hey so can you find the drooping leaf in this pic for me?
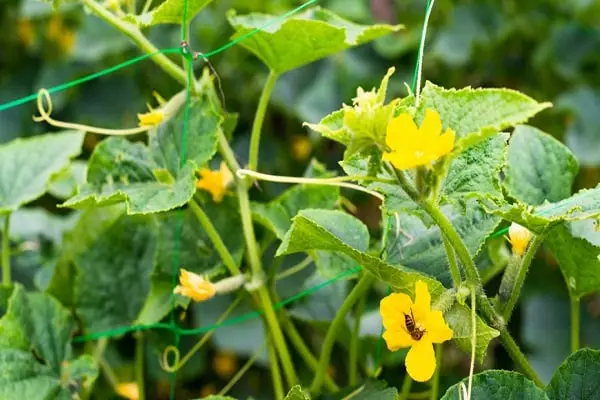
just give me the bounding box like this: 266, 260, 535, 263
416, 82, 551, 152
504, 125, 578, 205
227, 7, 402, 74
276, 209, 498, 361
74, 215, 158, 332
134, 0, 213, 26
546, 349, 600, 400
544, 222, 600, 299
0, 130, 84, 213
384, 199, 501, 286
284, 385, 311, 400
441, 370, 548, 399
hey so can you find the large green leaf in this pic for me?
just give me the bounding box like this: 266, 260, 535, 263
74, 215, 158, 332
137, 200, 244, 324
227, 7, 402, 74
504, 125, 578, 205
546, 349, 600, 400
63, 95, 220, 215
134, 0, 212, 26
544, 222, 600, 299
416, 82, 551, 151
441, 370, 548, 399
384, 200, 500, 286
0, 130, 84, 213
276, 209, 498, 361
0, 286, 97, 399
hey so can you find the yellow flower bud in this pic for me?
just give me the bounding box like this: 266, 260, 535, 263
173, 269, 216, 302
508, 223, 532, 257
116, 382, 139, 400
137, 110, 164, 127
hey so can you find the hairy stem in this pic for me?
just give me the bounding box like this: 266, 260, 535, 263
188, 199, 241, 276
310, 273, 375, 394
135, 333, 145, 400
571, 296, 580, 353
2, 214, 10, 286
349, 295, 366, 386
442, 234, 461, 287
81, 0, 189, 86
248, 71, 278, 171
498, 329, 543, 387
501, 234, 545, 322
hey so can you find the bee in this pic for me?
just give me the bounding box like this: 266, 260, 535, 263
404, 308, 425, 340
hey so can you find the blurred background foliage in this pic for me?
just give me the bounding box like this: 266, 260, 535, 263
1, 0, 600, 398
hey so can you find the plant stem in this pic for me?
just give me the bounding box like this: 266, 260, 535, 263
188, 199, 241, 276
2, 213, 10, 286
442, 234, 461, 287
497, 329, 543, 387
501, 234, 545, 322
267, 339, 285, 400
81, 0, 189, 86
429, 344, 442, 400
141, 0, 153, 13
280, 313, 339, 392
310, 273, 375, 394
349, 295, 366, 386
127, 0, 135, 14
219, 341, 267, 396
399, 374, 413, 400
248, 71, 278, 171
135, 333, 145, 400
571, 296, 580, 353
276, 256, 312, 281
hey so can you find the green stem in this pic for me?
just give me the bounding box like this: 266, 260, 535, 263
276, 256, 312, 281
81, 0, 189, 87
442, 234, 461, 287
248, 71, 278, 171
267, 339, 285, 400
399, 374, 412, 400
429, 344, 442, 400
219, 341, 267, 396
141, 0, 153, 13
310, 273, 375, 394
127, 0, 135, 14
349, 294, 366, 386
571, 296, 580, 353
188, 199, 241, 276
501, 234, 545, 322
135, 333, 145, 400
498, 329, 543, 387
280, 313, 339, 392
2, 213, 10, 286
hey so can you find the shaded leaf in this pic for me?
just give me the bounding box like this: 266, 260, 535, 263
504, 125, 578, 205
441, 370, 548, 399
134, 0, 213, 26
227, 7, 402, 74
546, 349, 600, 400
0, 131, 84, 213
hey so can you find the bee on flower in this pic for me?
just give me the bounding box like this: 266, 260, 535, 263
380, 280, 453, 382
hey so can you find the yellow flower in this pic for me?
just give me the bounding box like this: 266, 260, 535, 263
507, 222, 532, 256
290, 135, 312, 161
380, 280, 453, 382
137, 109, 164, 127
116, 382, 139, 400
46, 14, 62, 41
57, 29, 76, 54
213, 351, 238, 378
196, 161, 233, 203
17, 19, 35, 48
173, 269, 216, 302
383, 109, 455, 170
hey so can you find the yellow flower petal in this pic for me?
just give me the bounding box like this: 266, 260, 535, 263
435, 129, 456, 158
137, 110, 164, 127
386, 113, 418, 151
380, 292, 413, 330
412, 280, 431, 322
173, 269, 216, 302
383, 329, 414, 351
424, 310, 454, 343
116, 382, 139, 400
508, 222, 532, 256
419, 109, 442, 141
405, 339, 436, 382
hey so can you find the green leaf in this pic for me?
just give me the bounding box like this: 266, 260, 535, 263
544, 222, 600, 298
441, 370, 548, 399
546, 349, 600, 400
48, 160, 87, 200
276, 209, 498, 361
62, 355, 98, 387
417, 82, 551, 151
0, 349, 61, 399
74, 215, 158, 332
384, 200, 500, 286
284, 385, 311, 400
504, 125, 578, 205
442, 133, 508, 201
61, 137, 195, 215
227, 7, 402, 74
324, 380, 398, 400
134, 0, 212, 26
0, 130, 84, 213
